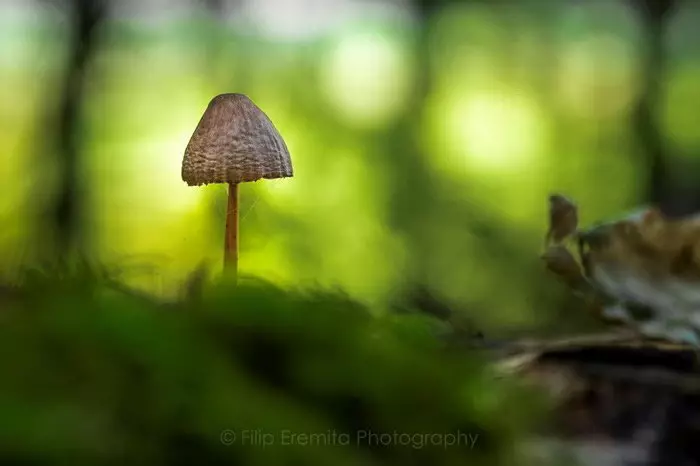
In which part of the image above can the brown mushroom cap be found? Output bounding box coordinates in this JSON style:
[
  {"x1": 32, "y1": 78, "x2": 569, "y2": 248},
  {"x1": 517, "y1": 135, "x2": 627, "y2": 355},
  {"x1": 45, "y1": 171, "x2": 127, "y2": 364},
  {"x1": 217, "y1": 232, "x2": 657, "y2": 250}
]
[{"x1": 182, "y1": 93, "x2": 293, "y2": 186}]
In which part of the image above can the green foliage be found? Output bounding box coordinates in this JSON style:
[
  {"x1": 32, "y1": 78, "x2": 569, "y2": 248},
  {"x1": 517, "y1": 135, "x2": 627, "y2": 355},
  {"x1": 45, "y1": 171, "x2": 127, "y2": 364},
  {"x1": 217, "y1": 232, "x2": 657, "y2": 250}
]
[{"x1": 0, "y1": 263, "x2": 542, "y2": 466}]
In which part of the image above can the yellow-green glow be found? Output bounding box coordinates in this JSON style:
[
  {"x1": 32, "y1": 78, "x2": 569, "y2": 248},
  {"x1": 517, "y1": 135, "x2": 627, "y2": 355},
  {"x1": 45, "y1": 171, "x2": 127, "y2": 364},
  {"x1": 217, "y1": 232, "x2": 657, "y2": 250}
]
[
  {"x1": 662, "y1": 65, "x2": 700, "y2": 151},
  {"x1": 238, "y1": 142, "x2": 403, "y2": 305},
  {"x1": 2, "y1": 5, "x2": 678, "y2": 331},
  {"x1": 132, "y1": 129, "x2": 205, "y2": 213},
  {"x1": 297, "y1": 149, "x2": 401, "y2": 304},
  {"x1": 556, "y1": 34, "x2": 638, "y2": 119},
  {"x1": 81, "y1": 76, "x2": 223, "y2": 292},
  {"x1": 428, "y1": 89, "x2": 546, "y2": 175},
  {"x1": 240, "y1": 236, "x2": 294, "y2": 284},
  {"x1": 0, "y1": 78, "x2": 47, "y2": 262},
  {"x1": 427, "y1": 3, "x2": 503, "y2": 88},
  {"x1": 321, "y1": 30, "x2": 412, "y2": 128}
]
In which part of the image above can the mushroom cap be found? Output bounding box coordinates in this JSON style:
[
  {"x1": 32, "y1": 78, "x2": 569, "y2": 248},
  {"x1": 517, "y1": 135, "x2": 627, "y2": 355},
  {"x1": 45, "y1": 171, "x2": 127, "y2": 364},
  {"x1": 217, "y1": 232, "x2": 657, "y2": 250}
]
[{"x1": 182, "y1": 93, "x2": 293, "y2": 186}]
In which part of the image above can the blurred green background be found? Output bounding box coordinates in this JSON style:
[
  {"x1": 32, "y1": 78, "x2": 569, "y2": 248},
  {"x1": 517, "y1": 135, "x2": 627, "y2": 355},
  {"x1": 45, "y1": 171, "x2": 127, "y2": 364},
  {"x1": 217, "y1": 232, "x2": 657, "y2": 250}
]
[
  {"x1": 2, "y1": 1, "x2": 699, "y2": 464},
  {"x1": 2, "y1": 0, "x2": 700, "y2": 338}
]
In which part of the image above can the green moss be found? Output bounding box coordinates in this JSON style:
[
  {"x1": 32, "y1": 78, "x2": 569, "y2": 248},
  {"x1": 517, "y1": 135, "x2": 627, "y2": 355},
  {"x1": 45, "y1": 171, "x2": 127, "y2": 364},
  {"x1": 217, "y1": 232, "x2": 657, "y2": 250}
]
[{"x1": 0, "y1": 262, "x2": 543, "y2": 466}]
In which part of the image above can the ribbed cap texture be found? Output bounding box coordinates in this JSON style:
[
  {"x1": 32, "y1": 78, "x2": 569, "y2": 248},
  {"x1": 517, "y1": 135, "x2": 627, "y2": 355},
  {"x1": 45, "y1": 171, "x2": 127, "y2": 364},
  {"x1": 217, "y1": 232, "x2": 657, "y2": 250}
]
[{"x1": 182, "y1": 94, "x2": 293, "y2": 185}]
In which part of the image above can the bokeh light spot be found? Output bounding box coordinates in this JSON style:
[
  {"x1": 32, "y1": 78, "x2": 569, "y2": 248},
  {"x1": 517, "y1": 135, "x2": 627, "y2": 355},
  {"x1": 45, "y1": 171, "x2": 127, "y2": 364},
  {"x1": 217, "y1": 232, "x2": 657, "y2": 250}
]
[
  {"x1": 321, "y1": 30, "x2": 412, "y2": 128},
  {"x1": 134, "y1": 129, "x2": 206, "y2": 213},
  {"x1": 428, "y1": 89, "x2": 546, "y2": 175}
]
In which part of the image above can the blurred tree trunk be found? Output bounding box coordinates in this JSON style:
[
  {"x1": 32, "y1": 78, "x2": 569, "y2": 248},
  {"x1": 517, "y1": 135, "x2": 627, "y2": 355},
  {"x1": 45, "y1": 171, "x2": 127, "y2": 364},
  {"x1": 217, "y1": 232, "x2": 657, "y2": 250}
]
[
  {"x1": 392, "y1": 0, "x2": 495, "y2": 290},
  {"x1": 385, "y1": 0, "x2": 443, "y2": 290},
  {"x1": 629, "y1": 0, "x2": 696, "y2": 217},
  {"x1": 389, "y1": 0, "x2": 472, "y2": 323},
  {"x1": 44, "y1": 0, "x2": 107, "y2": 261}
]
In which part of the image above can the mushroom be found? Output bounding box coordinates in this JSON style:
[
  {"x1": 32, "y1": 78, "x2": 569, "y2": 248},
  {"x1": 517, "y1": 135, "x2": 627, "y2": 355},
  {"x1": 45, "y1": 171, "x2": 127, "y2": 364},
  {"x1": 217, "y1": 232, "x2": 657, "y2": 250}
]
[{"x1": 182, "y1": 93, "x2": 293, "y2": 277}]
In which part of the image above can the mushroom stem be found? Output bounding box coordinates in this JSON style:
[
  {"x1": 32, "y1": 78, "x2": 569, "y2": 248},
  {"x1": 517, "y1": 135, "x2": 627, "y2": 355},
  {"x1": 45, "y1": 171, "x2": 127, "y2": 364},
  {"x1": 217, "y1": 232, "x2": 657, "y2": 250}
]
[{"x1": 224, "y1": 182, "x2": 239, "y2": 277}]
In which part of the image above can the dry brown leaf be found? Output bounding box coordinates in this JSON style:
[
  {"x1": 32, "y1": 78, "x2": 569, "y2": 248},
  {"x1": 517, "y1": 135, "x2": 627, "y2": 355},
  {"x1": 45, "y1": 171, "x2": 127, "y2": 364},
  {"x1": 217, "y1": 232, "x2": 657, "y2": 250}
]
[
  {"x1": 546, "y1": 194, "x2": 578, "y2": 246},
  {"x1": 541, "y1": 244, "x2": 585, "y2": 287}
]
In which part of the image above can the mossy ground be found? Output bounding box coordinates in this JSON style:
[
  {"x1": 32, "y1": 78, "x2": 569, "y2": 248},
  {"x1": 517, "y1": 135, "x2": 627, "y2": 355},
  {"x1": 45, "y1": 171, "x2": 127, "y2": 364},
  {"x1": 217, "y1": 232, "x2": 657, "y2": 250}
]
[{"x1": 0, "y1": 260, "x2": 544, "y2": 465}]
